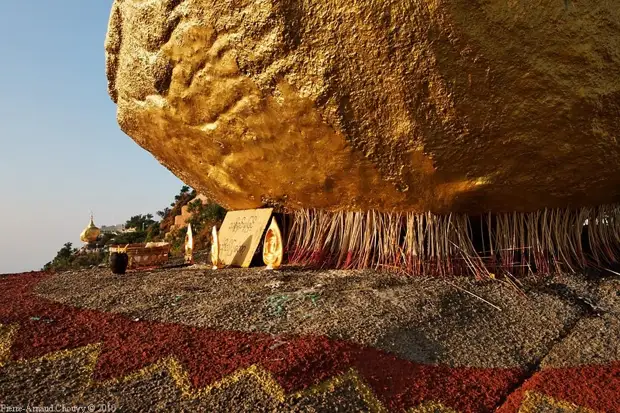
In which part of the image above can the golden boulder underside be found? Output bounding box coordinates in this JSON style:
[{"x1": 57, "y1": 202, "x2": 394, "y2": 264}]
[{"x1": 106, "y1": 0, "x2": 620, "y2": 214}]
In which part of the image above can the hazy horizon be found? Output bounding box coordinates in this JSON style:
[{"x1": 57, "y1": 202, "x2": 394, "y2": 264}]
[{"x1": 0, "y1": 2, "x2": 183, "y2": 273}]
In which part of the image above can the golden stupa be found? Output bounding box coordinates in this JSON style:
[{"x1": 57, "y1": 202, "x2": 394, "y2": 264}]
[{"x1": 80, "y1": 215, "x2": 101, "y2": 244}]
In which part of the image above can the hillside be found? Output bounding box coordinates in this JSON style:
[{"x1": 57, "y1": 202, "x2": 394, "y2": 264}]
[{"x1": 42, "y1": 186, "x2": 226, "y2": 271}]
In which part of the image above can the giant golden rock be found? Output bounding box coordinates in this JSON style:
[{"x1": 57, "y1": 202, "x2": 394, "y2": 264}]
[{"x1": 106, "y1": 0, "x2": 620, "y2": 214}]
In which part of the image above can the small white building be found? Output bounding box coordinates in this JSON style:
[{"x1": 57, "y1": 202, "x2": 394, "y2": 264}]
[{"x1": 100, "y1": 224, "x2": 126, "y2": 234}]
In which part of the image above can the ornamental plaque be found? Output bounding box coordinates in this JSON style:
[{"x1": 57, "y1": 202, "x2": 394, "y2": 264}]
[{"x1": 218, "y1": 208, "x2": 273, "y2": 267}]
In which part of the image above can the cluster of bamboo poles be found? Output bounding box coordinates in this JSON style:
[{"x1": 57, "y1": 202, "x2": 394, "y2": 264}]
[{"x1": 285, "y1": 205, "x2": 620, "y2": 277}]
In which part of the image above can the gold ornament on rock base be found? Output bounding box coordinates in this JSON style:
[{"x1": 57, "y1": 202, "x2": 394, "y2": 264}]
[
  {"x1": 211, "y1": 226, "x2": 220, "y2": 270},
  {"x1": 263, "y1": 218, "x2": 283, "y2": 270},
  {"x1": 184, "y1": 224, "x2": 194, "y2": 265},
  {"x1": 80, "y1": 215, "x2": 100, "y2": 244}
]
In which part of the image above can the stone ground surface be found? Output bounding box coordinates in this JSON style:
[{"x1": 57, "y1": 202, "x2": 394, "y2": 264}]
[{"x1": 0, "y1": 267, "x2": 618, "y2": 412}]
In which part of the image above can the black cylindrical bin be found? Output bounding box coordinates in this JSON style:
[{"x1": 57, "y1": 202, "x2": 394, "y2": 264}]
[{"x1": 109, "y1": 252, "x2": 129, "y2": 275}]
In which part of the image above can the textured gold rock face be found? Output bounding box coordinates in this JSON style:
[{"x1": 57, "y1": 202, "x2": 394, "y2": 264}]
[{"x1": 106, "y1": 0, "x2": 620, "y2": 214}]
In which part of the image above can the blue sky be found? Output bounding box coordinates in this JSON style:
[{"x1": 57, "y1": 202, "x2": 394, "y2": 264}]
[{"x1": 0, "y1": 1, "x2": 183, "y2": 273}]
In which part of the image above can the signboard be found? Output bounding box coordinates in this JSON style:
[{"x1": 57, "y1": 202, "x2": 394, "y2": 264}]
[{"x1": 218, "y1": 208, "x2": 273, "y2": 267}]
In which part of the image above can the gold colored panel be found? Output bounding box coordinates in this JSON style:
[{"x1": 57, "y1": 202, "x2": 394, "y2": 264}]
[
  {"x1": 263, "y1": 218, "x2": 283, "y2": 270},
  {"x1": 211, "y1": 225, "x2": 220, "y2": 270},
  {"x1": 184, "y1": 224, "x2": 194, "y2": 264}
]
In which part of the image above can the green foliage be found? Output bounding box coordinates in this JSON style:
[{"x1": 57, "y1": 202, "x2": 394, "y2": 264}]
[
  {"x1": 106, "y1": 231, "x2": 148, "y2": 246},
  {"x1": 145, "y1": 222, "x2": 161, "y2": 242},
  {"x1": 174, "y1": 185, "x2": 194, "y2": 202},
  {"x1": 57, "y1": 242, "x2": 76, "y2": 259},
  {"x1": 156, "y1": 208, "x2": 171, "y2": 219},
  {"x1": 161, "y1": 188, "x2": 197, "y2": 234},
  {"x1": 71, "y1": 251, "x2": 107, "y2": 268},
  {"x1": 43, "y1": 242, "x2": 76, "y2": 271},
  {"x1": 166, "y1": 199, "x2": 227, "y2": 256},
  {"x1": 186, "y1": 200, "x2": 227, "y2": 235},
  {"x1": 43, "y1": 242, "x2": 106, "y2": 272},
  {"x1": 125, "y1": 214, "x2": 155, "y2": 231},
  {"x1": 169, "y1": 226, "x2": 188, "y2": 257},
  {"x1": 96, "y1": 233, "x2": 115, "y2": 248}
]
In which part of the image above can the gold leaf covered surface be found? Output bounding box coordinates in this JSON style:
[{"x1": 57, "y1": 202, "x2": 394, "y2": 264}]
[{"x1": 106, "y1": 0, "x2": 620, "y2": 213}]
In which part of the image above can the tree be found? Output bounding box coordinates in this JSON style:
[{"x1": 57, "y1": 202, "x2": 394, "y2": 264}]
[
  {"x1": 145, "y1": 222, "x2": 161, "y2": 242},
  {"x1": 175, "y1": 185, "x2": 192, "y2": 201},
  {"x1": 156, "y1": 208, "x2": 171, "y2": 219},
  {"x1": 43, "y1": 242, "x2": 103, "y2": 272},
  {"x1": 57, "y1": 242, "x2": 76, "y2": 259},
  {"x1": 95, "y1": 233, "x2": 115, "y2": 248},
  {"x1": 169, "y1": 226, "x2": 188, "y2": 256},
  {"x1": 186, "y1": 200, "x2": 226, "y2": 234},
  {"x1": 125, "y1": 214, "x2": 156, "y2": 231},
  {"x1": 186, "y1": 200, "x2": 227, "y2": 250},
  {"x1": 107, "y1": 231, "x2": 147, "y2": 246},
  {"x1": 44, "y1": 242, "x2": 77, "y2": 270}
]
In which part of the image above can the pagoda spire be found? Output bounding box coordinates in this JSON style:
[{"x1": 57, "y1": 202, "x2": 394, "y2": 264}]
[{"x1": 80, "y1": 212, "x2": 101, "y2": 243}]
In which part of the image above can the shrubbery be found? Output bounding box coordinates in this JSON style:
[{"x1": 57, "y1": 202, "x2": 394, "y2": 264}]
[
  {"x1": 106, "y1": 231, "x2": 148, "y2": 246},
  {"x1": 168, "y1": 226, "x2": 188, "y2": 257},
  {"x1": 167, "y1": 199, "x2": 227, "y2": 255},
  {"x1": 43, "y1": 243, "x2": 107, "y2": 271}
]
